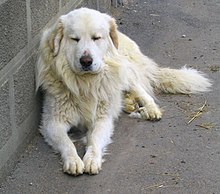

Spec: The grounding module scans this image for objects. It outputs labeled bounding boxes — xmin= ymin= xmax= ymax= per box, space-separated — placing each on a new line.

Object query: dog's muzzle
xmin=80 ymin=55 xmax=93 ymax=71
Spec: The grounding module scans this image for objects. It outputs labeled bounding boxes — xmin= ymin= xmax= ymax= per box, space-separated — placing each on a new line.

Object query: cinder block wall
xmin=0 ymin=0 xmax=114 ymax=182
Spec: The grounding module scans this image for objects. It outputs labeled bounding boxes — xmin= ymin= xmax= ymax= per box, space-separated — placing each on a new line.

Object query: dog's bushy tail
xmin=155 ymin=66 xmax=212 ymax=94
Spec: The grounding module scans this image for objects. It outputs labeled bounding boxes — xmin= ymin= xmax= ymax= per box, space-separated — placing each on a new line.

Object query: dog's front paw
xmin=83 ymin=152 xmax=102 ymax=175
xmin=63 ymin=156 xmax=84 ymax=175
xmin=139 ymin=105 xmax=162 ymax=121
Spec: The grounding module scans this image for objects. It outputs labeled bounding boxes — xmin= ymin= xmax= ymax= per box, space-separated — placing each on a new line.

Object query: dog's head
xmin=46 ymin=8 xmax=118 ymax=75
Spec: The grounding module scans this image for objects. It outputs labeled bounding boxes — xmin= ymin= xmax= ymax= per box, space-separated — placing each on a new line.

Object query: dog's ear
xmin=48 ymin=20 xmax=63 ymax=56
xmin=109 ymin=19 xmax=119 ymax=49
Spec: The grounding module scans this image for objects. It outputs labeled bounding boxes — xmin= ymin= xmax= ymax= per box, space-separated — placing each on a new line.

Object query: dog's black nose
xmin=80 ymin=55 xmax=93 ymax=68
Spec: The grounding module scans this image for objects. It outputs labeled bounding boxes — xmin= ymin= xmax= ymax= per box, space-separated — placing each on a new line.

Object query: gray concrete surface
xmin=0 ymin=0 xmax=219 ymax=193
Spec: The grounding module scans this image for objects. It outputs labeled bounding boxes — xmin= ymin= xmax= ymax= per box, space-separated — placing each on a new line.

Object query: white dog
xmin=36 ymin=8 xmax=211 ymax=175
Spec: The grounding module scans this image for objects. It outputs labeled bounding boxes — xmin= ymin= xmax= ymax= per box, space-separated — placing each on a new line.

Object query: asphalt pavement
xmin=0 ymin=0 xmax=220 ymax=193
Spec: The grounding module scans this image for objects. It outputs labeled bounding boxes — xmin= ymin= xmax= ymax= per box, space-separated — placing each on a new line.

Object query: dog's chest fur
xmin=43 ymin=63 xmax=123 ymax=126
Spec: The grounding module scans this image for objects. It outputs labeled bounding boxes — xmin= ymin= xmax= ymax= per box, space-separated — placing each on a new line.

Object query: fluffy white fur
xmin=36 ymin=8 xmax=211 ymax=175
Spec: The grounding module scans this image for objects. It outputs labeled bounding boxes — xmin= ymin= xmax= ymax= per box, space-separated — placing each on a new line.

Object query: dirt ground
xmin=1 ymin=0 xmax=220 ymax=193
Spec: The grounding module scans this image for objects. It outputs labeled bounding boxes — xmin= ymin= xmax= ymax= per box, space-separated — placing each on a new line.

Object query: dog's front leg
xmin=41 ymin=121 xmax=84 ymax=175
xmin=83 ymin=116 xmax=113 ymax=174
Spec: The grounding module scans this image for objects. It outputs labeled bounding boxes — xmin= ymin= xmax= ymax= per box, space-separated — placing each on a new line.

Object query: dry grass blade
xmin=144 ymin=172 xmax=181 ymax=191
xmin=188 ymin=100 xmax=207 ymax=124
xmin=196 ymin=122 xmax=214 ymax=129
xmin=145 ymin=182 xmax=164 ymax=190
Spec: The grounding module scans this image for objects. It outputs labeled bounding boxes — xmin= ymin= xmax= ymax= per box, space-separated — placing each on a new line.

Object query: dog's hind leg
xmin=83 ymin=116 xmax=113 ymax=174
xmin=130 ymin=84 xmax=162 ymax=120
xmin=40 ymin=121 xmax=84 ymax=175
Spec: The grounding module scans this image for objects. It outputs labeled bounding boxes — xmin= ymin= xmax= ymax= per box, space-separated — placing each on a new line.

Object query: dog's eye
xmin=92 ymin=36 xmax=101 ymax=41
xmin=70 ymin=37 xmax=80 ymax=42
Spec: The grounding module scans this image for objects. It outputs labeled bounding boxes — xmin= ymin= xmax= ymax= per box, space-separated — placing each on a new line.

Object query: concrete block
xmin=62 ymin=0 xmax=87 ymax=9
xmin=62 ymin=0 xmax=71 ymax=7
xmin=14 ymin=52 xmax=37 ymax=125
xmin=0 ymin=0 xmax=27 ymax=71
xmin=86 ymin=0 xmax=111 ymax=12
xmin=86 ymin=0 xmax=98 ymax=9
xmin=31 ymin=0 xmax=59 ymax=37
xmin=0 ymin=81 xmax=12 ymax=149
xmin=97 ymin=0 xmax=111 ymax=12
